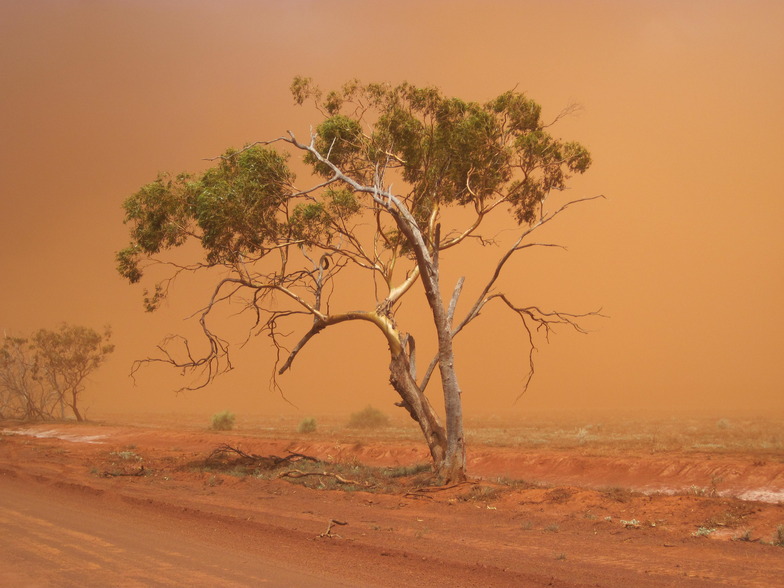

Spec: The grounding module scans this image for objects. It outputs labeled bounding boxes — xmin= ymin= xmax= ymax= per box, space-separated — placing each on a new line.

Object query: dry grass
xmin=104 ymin=411 xmax=784 ymax=457
xmin=462 ymin=414 xmax=784 ymax=455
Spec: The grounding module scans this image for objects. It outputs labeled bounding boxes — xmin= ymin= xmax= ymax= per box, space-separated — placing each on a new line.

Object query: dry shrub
xmin=210 ymin=411 xmax=235 ymax=431
xmin=347 ymin=406 xmax=389 ymax=429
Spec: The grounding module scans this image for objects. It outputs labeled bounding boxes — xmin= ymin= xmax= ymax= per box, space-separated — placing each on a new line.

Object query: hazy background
xmin=1 ymin=0 xmax=782 ymax=421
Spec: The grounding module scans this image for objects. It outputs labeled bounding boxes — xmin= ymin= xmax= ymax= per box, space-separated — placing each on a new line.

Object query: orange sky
xmin=1 ymin=0 xmax=782 ymax=419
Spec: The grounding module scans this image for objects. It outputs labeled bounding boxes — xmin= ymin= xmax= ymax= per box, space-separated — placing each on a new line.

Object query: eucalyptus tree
xmin=32 ymin=324 xmax=114 ymax=421
xmin=117 ymin=79 xmax=601 ymax=482
xmin=0 ymin=325 xmax=113 ymax=421
xmin=0 ymin=335 xmax=47 ymax=420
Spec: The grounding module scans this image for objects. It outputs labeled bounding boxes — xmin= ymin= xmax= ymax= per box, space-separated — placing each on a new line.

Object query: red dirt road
xmin=1 ymin=422 xmax=783 ymax=587
xmin=0 ymin=474 xmax=351 ymax=587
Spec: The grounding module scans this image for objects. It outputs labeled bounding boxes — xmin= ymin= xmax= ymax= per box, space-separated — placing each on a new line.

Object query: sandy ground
xmin=1 ymin=419 xmax=782 ymax=587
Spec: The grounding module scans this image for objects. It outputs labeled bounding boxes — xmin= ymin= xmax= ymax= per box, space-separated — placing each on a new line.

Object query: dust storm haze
xmin=1 ymin=0 xmax=782 ymax=422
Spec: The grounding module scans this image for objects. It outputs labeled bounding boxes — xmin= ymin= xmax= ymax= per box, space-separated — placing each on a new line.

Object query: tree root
xmin=278 ymin=469 xmax=373 ymax=488
xmin=408 ymin=480 xmax=476 ymax=494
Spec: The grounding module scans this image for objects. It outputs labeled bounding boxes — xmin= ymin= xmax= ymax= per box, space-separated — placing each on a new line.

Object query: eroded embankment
xmin=4 ymin=423 xmax=783 ymax=504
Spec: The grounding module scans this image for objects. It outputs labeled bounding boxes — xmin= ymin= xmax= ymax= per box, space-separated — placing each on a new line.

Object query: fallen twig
xmin=404 ymin=492 xmax=435 ymax=500
xmin=206 ymin=444 xmax=318 ymax=469
xmin=409 ymin=481 xmax=476 ymax=493
xmin=320 ymin=519 xmax=348 ymax=538
xmin=278 ymin=469 xmax=373 ymax=488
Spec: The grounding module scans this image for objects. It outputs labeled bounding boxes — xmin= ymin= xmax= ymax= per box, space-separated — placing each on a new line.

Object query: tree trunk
xmin=435 ymin=347 xmax=466 ymax=483
xmin=69 ymin=389 xmax=83 ymax=422
xmin=390 ymin=224 xmax=467 ymax=482
xmin=388 ymin=351 xmax=447 ymax=468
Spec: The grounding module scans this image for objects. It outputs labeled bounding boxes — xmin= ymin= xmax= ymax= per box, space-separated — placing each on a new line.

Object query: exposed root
xmin=409 ymin=481 xmax=476 ymax=494
xmin=278 ymin=469 xmax=373 ymax=488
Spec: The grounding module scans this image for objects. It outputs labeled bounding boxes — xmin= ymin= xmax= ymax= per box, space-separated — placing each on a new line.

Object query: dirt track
xmin=1 ymin=422 xmax=783 ymax=587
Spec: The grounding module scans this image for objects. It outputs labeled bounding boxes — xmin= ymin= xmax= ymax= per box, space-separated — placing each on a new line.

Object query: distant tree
xmin=31 ymin=324 xmax=114 ymax=421
xmin=117 ymin=79 xmax=602 ymax=482
xmin=0 ymin=335 xmax=49 ymax=420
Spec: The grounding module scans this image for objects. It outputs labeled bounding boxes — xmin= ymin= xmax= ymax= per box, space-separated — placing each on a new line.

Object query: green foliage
xmin=305 ymin=115 xmax=365 ymax=178
xmin=196 ymin=146 xmax=293 ymax=264
xmin=297 ymin=417 xmax=317 ymax=434
xmin=118 ymin=146 xmax=295 ymax=285
xmin=119 ymin=78 xmax=591 ymax=312
xmin=292 ymin=80 xmax=591 ymax=227
xmin=211 ymin=411 xmax=235 ymax=431
xmin=347 ymin=405 xmax=390 ymax=429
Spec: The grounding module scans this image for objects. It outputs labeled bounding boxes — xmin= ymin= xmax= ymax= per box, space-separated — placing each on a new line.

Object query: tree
xmin=0 ymin=335 xmax=49 ymax=420
xmin=0 ymin=325 xmax=113 ymax=421
xmin=117 ymin=79 xmax=602 ymax=482
xmin=31 ymin=324 xmax=114 ymax=421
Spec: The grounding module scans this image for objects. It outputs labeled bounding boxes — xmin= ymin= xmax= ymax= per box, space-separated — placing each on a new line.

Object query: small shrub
xmin=297 ymin=417 xmax=317 ymax=434
xmin=775 ymin=525 xmax=784 ymax=547
xmin=347 ymin=405 xmax=389 ymax=429
xmin=211 ymin=411 xmax=235 ymax=431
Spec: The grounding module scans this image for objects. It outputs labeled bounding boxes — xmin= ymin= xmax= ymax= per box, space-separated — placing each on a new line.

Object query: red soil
xmin=1 ymin=421 xmax=782 ymax=587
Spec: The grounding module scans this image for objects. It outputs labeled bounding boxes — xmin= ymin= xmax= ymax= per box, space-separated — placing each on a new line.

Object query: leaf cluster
xmin=118 ymin=79 xmax=592 ymax=319
xmin=291 ymin=77 xmax=592 ymax=227
xmin=117 ymin=146 xmax=296 ymax=283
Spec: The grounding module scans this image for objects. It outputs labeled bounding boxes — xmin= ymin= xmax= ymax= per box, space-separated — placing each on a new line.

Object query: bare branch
xmin=490 ymin=293 xmax=607 ymax=400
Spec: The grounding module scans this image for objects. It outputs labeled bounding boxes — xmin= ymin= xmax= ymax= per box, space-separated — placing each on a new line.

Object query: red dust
xmin=1 ymin=417 xmax=782 ymax=587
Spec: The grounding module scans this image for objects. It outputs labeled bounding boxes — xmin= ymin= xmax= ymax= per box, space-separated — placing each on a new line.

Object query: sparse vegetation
xmin=112 ymin=450 xmax=142 ymax=461
xmin=190 ymin=444 xmax=434 ymax=493
xmin=457 ymin=485 xmax=502 ymax=503
xmin=0 ymin=324 xmax=113 ymax=421
xmin=774 ymin=525 xmax=784 ymax=547
xmin=210 ymin=411 xmax=235 ymax=431
xmin=297 ymin=417 xmax=317 ymax=434
xmin=347 ymin=405 xmax=390 ymax=430
xmin=693 ymin=526 xmax=716 ymax=537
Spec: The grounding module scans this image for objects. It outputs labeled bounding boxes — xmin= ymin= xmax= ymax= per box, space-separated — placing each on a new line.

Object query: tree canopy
xmin=118 ymin=78 xmax=601 ymax=481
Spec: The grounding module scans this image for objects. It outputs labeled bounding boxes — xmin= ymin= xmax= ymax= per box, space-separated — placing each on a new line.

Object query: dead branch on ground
xmin=202 ymin=444 xmax=319 ymax=473
xmin=319 ymin=519 xmax=348 ymax=538
xmin=278 ymin=469 xmax=374 ymax=488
